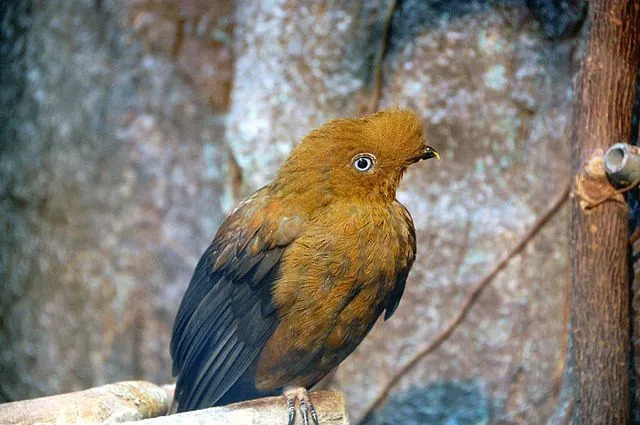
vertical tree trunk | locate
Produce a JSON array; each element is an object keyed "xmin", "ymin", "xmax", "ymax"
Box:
[{"xmin": 570, "ymin": 1, "xmax": 640, "ymax": 424}]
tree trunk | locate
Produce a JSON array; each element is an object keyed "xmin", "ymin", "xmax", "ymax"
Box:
[{"xmin": 569, "ymin": 1, "xmax": 640, "ymax": 424}]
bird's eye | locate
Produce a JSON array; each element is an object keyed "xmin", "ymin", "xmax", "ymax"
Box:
[{"xmin": 352, "ymin": 154, "xmax": 375, "ymax": 172}]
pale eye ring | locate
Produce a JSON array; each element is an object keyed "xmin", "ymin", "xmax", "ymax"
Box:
[{"xmin": 352, "ymin": 154, "xmax": 375, "ymax": 172}]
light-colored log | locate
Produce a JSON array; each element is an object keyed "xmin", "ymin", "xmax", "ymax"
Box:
[
  {"xmin": 0, "ymin": 381, "xmax": 170, "ymax": 424},
  {"xmin": 125, "ymin": 391, "xmax": 348, "ymax": 425},
  {"xmin": 0, "ymin": 382, "xmax": 347, "ymax": 425}
]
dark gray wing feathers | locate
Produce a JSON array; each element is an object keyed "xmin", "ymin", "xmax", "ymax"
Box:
[{"xmin": 170, "ymin": 226, "xmax": 284, "ymax": 411}]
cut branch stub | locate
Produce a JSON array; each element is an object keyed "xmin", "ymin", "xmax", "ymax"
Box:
[
  {"xmin": 604, "ymin": 142, "xmax": 640, "ymax": 187},
  {"xmin": 573, "ymin": 153, "xmax": 624, "ymax": 209}
]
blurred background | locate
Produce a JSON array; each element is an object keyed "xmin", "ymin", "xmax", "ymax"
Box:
[{"xmin": 1, "ymin": 0, "xmax": 586, "ymax": 423}]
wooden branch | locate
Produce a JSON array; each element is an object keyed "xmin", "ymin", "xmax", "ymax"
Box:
[
  {"xmin": 568, "ymin": 0, "xmax": 640, "ymax": 423},
  {"xmin": 0, "ymin": 382, "xmax": 347, "ymax": 425},
  {"xmin": 356, "ymin": 179, "xmax": 570, "ymax": 425},
  {"xmin": 0, "ymin": 381, "xmax": 171, "ymax": 424},
  {"xmin": 123, "ymin": 391, "xmax": 348, "ymax": 425}
]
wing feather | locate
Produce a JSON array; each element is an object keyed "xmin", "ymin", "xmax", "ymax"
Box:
[
  {"xmin": 170, "ymin": 245, "xmax": 216, "ymax": 362},
  {"xmin": 191, "ymin": 341, "xmax": 259, "ymax": 411},
  {"xmin": 173, "ymin": 278, "xmax": 233, "ymax": 369},
  {"xmin": 174, "ymin": 306, "xmax": 234, "ymax": 401},
  {"xmin": 186, "ymin": 336, "xmax": 244, "ymax": 411},
  {"xmin": 170, "ymin": 188, "xmax": 302, "ymax": 411}
]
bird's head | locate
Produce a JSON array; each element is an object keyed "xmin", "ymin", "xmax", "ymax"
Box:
[{"xmin": 275, "ymin": 109, "xmax": 438, "ymax": 204}]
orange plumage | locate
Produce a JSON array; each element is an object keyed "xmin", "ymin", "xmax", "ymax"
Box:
[{"xmin": 170, "ymin": 109, "xmax": 439, "ymax": 418}]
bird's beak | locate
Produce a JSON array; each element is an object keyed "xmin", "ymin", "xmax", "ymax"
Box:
[
  {"xmin": 410, "ymin": 146, "xmax": 440, "ymax": 163},
  {"xmin": 422, "ymin": 146, "xmax": 440, "ymax": 160}
]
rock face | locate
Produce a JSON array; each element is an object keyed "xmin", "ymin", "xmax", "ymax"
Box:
[
  {"xmin": 1, "ymin": 0, "xmax": 583, "ymax": 423},
  {"xmin": 0, "ymin": 0, "xmax": 231, "ymax": 398}
]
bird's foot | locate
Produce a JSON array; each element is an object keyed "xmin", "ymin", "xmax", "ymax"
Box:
[{"xmin": 284, "ymin": 387, "xmax": 318, "ymax": 425}]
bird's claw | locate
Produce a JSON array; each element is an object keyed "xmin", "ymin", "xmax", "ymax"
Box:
[
  {"xmin": 287, "ymin": 396, "xmax": 296, "ymax": 425},
  {"xmin": 309, "ymin": 402, "xmax": 318, "ymax": 424},
  {"xmin": 284, "ymin": 387, "xmax": 319, "ymax": 425}
]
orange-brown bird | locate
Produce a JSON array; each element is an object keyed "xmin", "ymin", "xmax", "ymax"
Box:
[{"xmin": 170, "ymin": 109, "xmax": 439, "ymax": 423}]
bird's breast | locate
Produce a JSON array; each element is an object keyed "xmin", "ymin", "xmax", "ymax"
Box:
[{"xmin": 254, "ymin": 202, "xmax": 414, "ymax": 390}]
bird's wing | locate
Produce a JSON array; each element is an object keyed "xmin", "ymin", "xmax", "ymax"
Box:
[
  {"xmin": 170, "ymin": 189, "xmax": 304, "ymax": 411},
  {"xmin": 383, "ymin": 201, "xmax": 416, "ymax": 320}
]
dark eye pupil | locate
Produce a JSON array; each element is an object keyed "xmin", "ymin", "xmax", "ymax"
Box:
[{"xmin": 357, "ymin": 158, "xmax": 369, "ymax": 170}]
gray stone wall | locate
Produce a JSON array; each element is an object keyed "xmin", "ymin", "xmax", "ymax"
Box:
[{"xmin": 0, "ymin": 1, "xmax": 584, "ymax": 423}]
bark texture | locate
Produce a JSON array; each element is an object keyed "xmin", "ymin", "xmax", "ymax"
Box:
[{"xmin": 569, "ymin": 0, "xmax": 640, "ymax": 424}]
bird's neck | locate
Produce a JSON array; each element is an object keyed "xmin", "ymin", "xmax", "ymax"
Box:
[
  {"xmin": 271, "ymin": 170, "xmax": 333, "ymax": 211},
  {"xmin": 273, "ymin": 171, "xmax": 402, "ymax": 210}
]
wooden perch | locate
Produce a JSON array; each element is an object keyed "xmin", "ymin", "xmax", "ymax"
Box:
[
  {"xmin": 124, "ymin": 391, "xmax": 348, "ymax": 425},
  {"xmin": 0, "ymin": 381, "xmax": 171, "ymax": 424},
  {"xmin": 0, "ymin": 381, "xmax": 347, "ymax": 425},
  {"xmin": 568, "ymin": 0, "xmax": 640, "ymax": 423}
]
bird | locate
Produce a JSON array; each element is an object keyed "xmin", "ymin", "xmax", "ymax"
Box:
[{"xmin": 169, "ymin": 109, "xmax": 439, "ymax": 424}]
